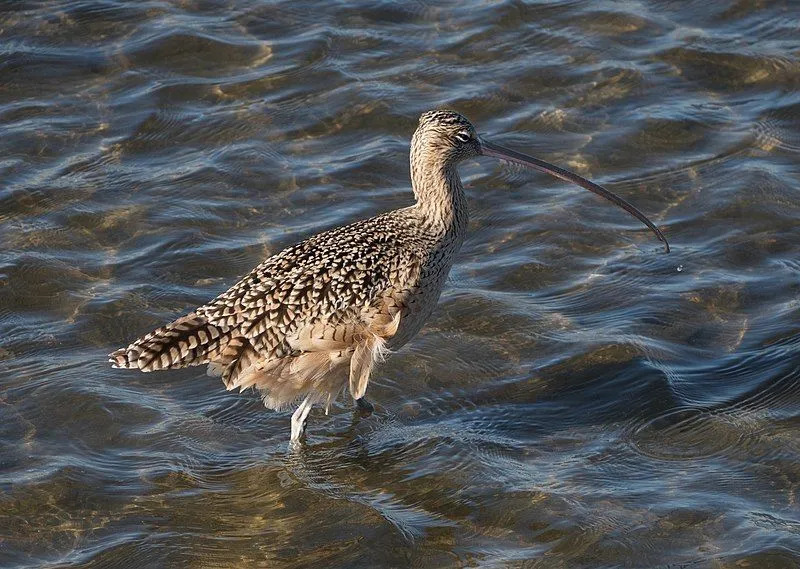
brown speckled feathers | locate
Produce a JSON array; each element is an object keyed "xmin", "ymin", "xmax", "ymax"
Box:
[
  {"xmin": 110, "ymin": 208, "xmax": 428, "ymax": 409},
  {"xmin": 111, "ymin": 110, "xmax": 476, "ymax": 435}
]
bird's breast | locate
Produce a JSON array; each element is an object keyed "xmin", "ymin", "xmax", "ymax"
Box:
[{"xmin": 386, "ymin": 235, "xmax": 464, "ymax": 350}]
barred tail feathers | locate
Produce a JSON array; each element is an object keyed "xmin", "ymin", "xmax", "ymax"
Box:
[{"xmin": 109, "ymin": 313, "xmax": 230, "ymax": 372}]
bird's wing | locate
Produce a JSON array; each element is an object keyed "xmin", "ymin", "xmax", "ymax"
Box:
[
  {"xmin": 194, "ymin": 216, "xmax": 421, "ymax": 395},
  {"xmin": 110, "ymin": 212, "xmax": 423, "ymax": 406},
  {"xmin": 213, "ymin": 298, "xmax": 404, "ymax": 410},
  {"xmin": 198, "ymin": 217, "xmax": 418, "ymax": 353}
]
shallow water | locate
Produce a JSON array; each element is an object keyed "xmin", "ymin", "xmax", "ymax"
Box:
[{"xmin": 1, "ymin": 1, "xmax": 799, "ymax": 567}]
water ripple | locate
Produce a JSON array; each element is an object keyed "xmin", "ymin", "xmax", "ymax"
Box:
[{"xmin": 1, "ymin": 0, "xmax": 800, "ymax": 567}]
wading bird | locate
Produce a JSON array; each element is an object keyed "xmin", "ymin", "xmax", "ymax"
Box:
[{"xmin": 110, "ymin": 110, "xmax": 668, "ymax": 444}]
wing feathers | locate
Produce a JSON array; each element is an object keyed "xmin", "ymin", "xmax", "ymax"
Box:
[
  {"xmin": 111, "ymin": 290, "xmax": 405, "ymax": 415},
  {"xmin": 215, "ymin": 305, "xmax": 402, "ymax": 410}
]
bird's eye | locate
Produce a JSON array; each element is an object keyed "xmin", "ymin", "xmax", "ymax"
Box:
[{"xmin": 454, "ymin": 131, "xmax": 471, "ymax": 143}]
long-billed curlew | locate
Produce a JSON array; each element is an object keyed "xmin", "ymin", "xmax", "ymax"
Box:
[{"xmin": 110, "ymin": 110, "xmax": 669, "ymax": 444}]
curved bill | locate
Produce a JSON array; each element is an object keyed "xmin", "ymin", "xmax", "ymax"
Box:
[{"xmin": 480, "ymin": 139, "xmax": 669, "ymax": 253}]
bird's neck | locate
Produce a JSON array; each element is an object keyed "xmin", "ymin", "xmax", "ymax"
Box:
[{"xmin": 410, "ymin": 159, "xmax": 469, "ymax": 238}]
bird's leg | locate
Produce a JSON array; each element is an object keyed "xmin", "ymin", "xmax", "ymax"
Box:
[
  {"xmin": 355, "ymin": 397, "xmax": 374, "ymax": 415},
  {"xmin": 290, "ymin": 396, "xmax": 314, "ymax": 444}
]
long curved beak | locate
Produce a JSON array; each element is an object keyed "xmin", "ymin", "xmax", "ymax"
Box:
[{"xmin": 479, "ymin": 138, "xmax": 669, "ymax": 253}]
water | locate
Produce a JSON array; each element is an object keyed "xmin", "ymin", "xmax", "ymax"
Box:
[{"xmin": 1, "ymin": 1, "xmax": 799, "ymax": 567}]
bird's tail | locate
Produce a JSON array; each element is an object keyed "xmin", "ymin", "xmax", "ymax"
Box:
[{"xmin": 109, "ymin": 312, "xmax": 230, "ymax": 372}]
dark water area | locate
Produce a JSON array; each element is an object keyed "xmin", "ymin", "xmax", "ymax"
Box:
[{"xmin": 1, "ymin": 1, "xmax": 799, "ymax": 567}]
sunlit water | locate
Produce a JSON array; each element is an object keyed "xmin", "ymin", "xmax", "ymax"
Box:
[{"xmin": 1, "ymin": 1, "xmax": 799, "ymax": 567}]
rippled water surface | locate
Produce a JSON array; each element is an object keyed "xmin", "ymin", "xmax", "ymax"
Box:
[{"xmin": 2, "ymin": 1, "xmax": 800, "ymax": 567}]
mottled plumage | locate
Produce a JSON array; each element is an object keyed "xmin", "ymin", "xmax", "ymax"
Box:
[
  {"xmin": 110, "ymin": 109, "xmax": 668, "ymax": 444},
  {"xmin": 111, "ymin": 110, "xmax": 475, "ymax": 442}
]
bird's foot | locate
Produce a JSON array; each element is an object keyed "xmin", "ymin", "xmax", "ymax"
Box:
[{"xmin": 355, "ymin": 397, "xmax": 374, "ymax": 416}]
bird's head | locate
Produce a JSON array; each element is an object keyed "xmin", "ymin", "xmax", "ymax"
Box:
[
  {"xmin": 412, "ymin": 109, "xmax": 481, "ymax": 165},
  {"xmin": 411, "ymin": 108, "xmax": 670, "ymax": 252}
]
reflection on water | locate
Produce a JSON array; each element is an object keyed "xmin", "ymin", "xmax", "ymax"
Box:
[{"xmin": 1, "ymin": 1, "xmax": 799, "ymax": 567}]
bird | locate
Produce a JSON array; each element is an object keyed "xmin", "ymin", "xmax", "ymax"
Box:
[{"xmin": 109, "ymin": 109, "xmax": 669, "ymax": 445}]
